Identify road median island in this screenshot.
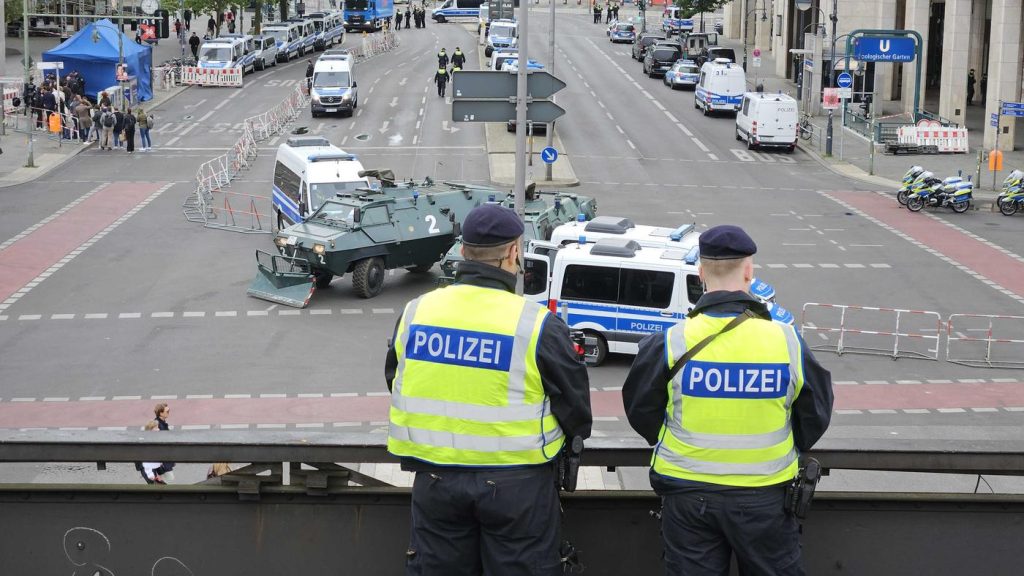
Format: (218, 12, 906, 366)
(475, 49, 579, 187)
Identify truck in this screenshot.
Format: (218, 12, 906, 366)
(344, 0, 395, 32)
(248, 171, 496, 306)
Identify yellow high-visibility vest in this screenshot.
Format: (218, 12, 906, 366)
(388, 284, 565, 466)
(651, 313, 804, 486)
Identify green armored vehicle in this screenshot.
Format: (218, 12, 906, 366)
(439, 186, 597, 278)
(248, 172, 494, 307)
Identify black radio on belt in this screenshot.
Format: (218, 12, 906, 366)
(558, 436, 585, 493)
(785, 458, 822, 519)
(568, 330, 587, 363)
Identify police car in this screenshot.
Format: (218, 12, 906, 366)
(609, 22, 636, 43)
(664, 59, 700, 90)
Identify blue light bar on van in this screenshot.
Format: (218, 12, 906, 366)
(577, 213, 585, 222)
(683, 246, 700, 265)
(669, 223, 695, 241)
(308, 153, 357, 162)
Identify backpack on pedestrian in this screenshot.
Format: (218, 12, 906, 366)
(147, 114, 155, 129)
(124, 113, 136, 131)
(101, 111, 115, 128)
(92, 108, 102, 125)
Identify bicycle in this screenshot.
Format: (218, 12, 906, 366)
(798, 115, 814, 141)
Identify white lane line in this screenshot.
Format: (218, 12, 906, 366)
(615, 125, 624, 134)
(675, 123, 693, 136)
(118, 313, 141, 319)
(690, 137, 710, 152)
(652, 101, 665, 111)
(707, 153, 718, 161)
(627, 140, 636, 150)
(196, 110, 215, 123)
(664, 111, 679, 122)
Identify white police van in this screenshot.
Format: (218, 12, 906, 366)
(433, 0, 486, 23)
(252, 35, 279, 70)
(484, 18, 518, 57)
(695, 58, 746, 116)
(264, 21, 304, 62)
(197, 37, 253, 73)
(309, 11, 345, 50)
(541, 215, 783, 307)
(735, 92, 799, 152)
(288, 17, 318, 55)
(310, 56, 357, 117)
(272, 136, 370, 229)
(215, 33, 259, 74)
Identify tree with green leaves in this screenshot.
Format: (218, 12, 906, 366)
(673, 0, 729, 32)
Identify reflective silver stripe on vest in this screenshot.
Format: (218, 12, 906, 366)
(391, 395, 547, 422)
(666, 420, 792, 450)
(389, 422, 564, 453)
(392, 297, 422, 397)
(657, 445, 797, 476)
(782, 324, 801, 410)
(666, 322, 687, 424)
(507, 300, 544, 405)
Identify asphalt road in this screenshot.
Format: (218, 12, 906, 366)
(1, 11, 1023, 487)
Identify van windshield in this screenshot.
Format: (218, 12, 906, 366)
(309, 181, 367, 207)
(199, 46, 233, 62)
(491, 24, 515, 38)
(266, 29, 288, 43)
(313, 71, 351, 87)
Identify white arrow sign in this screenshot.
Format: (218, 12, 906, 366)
(399, 77, 407, 86)
(441, 120, 461, 133)
(378, 120, 390, 133)
(389, 97, 398, 108)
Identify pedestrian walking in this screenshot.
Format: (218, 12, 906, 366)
(112, 107, 125, 148)
(207, 16, 216, 37)
(184, 8, 192, 30)
(622, 225, 834, 576)
(136, 106, 153, 151)
(434, 65, 450, 97)
(99, 106, 115, 149)
(405, 6, 411, 29)
(437, 47, 449, 68)
(305, 59, 315, 91)
(606, 4, 612, 23)
(74, 97, 92, 143)
(90, 106, 102, 142)
(138, 421, 168, 484)
(154, 403, 176, 478)
(189, 32, 201, 60)
(981, 72, 988, 102)
(385, 203, 592, 576)
(123, 107, 136, 154)
(174, 18, 182, 37)
(451, 46, 466, 69)
(967, 69, 976, 105)
(613, 3, 619, 20)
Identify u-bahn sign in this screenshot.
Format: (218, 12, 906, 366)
(853, 36, 916, 62)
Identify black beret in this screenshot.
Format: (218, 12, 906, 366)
(699, 225, 757, 260)
(462, 204, 525, 247)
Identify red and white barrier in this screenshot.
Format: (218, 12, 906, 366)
(897, 120, 969, 153)
(181, 67, 243, 88)
(946, 314, 1024, 369)
(800, 303, 942, 360)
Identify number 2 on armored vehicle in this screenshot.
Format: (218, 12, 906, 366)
(248, 172, 487, 307)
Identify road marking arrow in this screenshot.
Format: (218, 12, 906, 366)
(399, 77, 408, 86)
(378, 120, 390, 134)
(441, 120, 460, 133)
(390, 97, 398, 108)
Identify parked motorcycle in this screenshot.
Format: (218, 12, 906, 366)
(907, 172, 973, 213)
(896, 165, 926, 205)
(998, 182, 1024, 216)
(900, 170, 942, 207)
(996, 169, 1023, 207)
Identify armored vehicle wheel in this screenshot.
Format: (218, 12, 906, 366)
(314, 271, 333, 289)
(999, 199, 1018, 216)
(353, 257, 385, 298)
(407, 263, 433, 273)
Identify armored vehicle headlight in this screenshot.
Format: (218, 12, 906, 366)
(313, 243, 326, 254)
(274, 236, 288, 247)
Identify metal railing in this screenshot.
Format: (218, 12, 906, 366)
(800, 303, 943, 361)
(350, 30, 400, 61)
(946, 313, 1024, 369)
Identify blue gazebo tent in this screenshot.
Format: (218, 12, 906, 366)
(42, 19, 153, 102)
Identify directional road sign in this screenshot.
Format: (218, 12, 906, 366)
(991, 113, 999, 127)
(453, 100, 566, 123)
(541, 147, 558, 164)
(838, 87, 852, 99)
(837, 72, 853, 88)
(453, 71, 566, 100)
(1002, 101, 1024, 110)
(853, 36, 916, 62)
(1002, 109, 1024, 118)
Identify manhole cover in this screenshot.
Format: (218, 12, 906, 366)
(355, 133, 370, 141)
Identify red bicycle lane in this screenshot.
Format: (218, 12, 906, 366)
(1, 384, 1022, 429)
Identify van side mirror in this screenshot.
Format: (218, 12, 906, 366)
(352, 81, 357, 88)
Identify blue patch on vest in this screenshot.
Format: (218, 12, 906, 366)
(407, 325, 514, 371)
(681, 361, 789, 399)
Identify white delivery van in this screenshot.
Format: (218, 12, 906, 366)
(735, 92, 799, 152)
(197, 37, 249, 72)
(252, 35, 279, 70)
(310, 57, 357, 117)
(695, 58, 746, 116)
(485, 18, 518, 57)
(272, 136, 370, 229)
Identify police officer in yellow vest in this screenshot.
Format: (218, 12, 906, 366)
(622, 225, 833, 576)
(385, 203, 592, 576)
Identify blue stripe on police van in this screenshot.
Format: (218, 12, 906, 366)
(406, 325, 514, 371)
(272, 186, 301, 223)
(681, 361, 790, 399)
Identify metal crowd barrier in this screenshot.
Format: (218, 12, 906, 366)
(800, 303, 943, 361)
(183, 84, 307, 233)
(350, 30, 400, 61)
(946, 313, 1024, 369)
(1, 431, 1024, 574)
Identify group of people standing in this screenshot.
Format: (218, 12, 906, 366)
(433, 47, 467, 97)
(388, 3, 429, 30)
(593, 2, 620, 24)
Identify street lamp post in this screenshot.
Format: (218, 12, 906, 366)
(741, 0, 768, 73)
(825, 0, 837, 156)
(22, 0, 34, 167)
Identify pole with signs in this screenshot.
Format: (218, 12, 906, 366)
(513, 0, 529, 294)
(545, 0, 555, 181)
(22, 0, 34, 167)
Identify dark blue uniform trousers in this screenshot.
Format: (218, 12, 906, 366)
(661, 485, 803, 576)
(406, 464, 562, 576)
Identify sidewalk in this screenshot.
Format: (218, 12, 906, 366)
(0, 32, 191, 188)
(717, 35, 1020, 208)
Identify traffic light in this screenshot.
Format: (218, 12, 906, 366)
(637, 0, 645, 10)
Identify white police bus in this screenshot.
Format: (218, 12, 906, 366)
(264, 21, 304, 62)
(272, 136, 370, 229)
(433, 0, 486, 22)
(197, 37, 252, 73)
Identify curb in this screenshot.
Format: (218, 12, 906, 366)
(796, 139, 1000, 211)
(0, 85, 190, 190)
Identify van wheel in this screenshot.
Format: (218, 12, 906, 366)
(735, 128, 743, 141)
(584, 331, 608, 367)
(746, 138, 756, 150)
(352, 257, 386, 298)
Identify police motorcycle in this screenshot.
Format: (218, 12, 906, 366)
(896, 165, 926, 206)
(997, 180, 1024, 216)
(906, 171, 974, 213)
(900, 170, 942, 208)
(996, 169, 1023, 208)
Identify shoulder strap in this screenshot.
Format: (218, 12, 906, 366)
(667, 309, 757, 382)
